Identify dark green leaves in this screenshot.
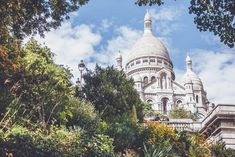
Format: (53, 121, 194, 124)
(189, 0, 235, 48)
(0, 0, 90, 44)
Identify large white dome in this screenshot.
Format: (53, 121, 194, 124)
(127, 33, 170, 62)
(126, 11, 171, 64)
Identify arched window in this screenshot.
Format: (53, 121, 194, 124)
(151, 76, 156, 82)
(196, 95, 199, 103)
(143, 76, 148, 85)
(176, 100, 182, 108)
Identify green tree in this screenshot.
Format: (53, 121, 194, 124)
(169, 107, 191, 119)
(130, 105, 138, 123)
(210, 143, 235, 157)
(0, 0, 90, 44)
(135, 0, 235, 48)
(12, 39, 73, 129)
(78, 65, 144, 121)
(62, 97, 100, 135)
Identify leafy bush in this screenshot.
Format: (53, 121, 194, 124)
(0, 125, 82, 157)
(81, 134, 114, 157)
(169, 107, 191, 119)
(143, 142, 172, 157)
(143, 121, 176, 145)
(106, 115, 143, 152)
(61, 97, 100, 135)
(210, 143, 235, 157)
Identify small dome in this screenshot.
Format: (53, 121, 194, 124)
(186, 55, 191, 62)
(144, 10, 151, 21)
(182, 70, 202, 86)
(116, 51, 122, 59)
(127, 33, 171, 62)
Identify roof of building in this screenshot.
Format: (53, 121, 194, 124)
(126, 11, 171, 63)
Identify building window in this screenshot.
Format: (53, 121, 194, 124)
(143, 59, 148, 63)
(150, 59, 155, 62)
(176, 100, 182, 107)
(143, 76, 148, 85)
(196, 95, 199, 103)
(136, 60, 141, 64)
(151, 76, 156, 82)
(131, 62, 134, 66)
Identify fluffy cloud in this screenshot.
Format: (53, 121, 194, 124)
(28, 18, 141, 82)
(93, 26, 142, 67)
(32, 21, 102, 82)
(191, 49, 235, 104)
(149, 7, 183, 36)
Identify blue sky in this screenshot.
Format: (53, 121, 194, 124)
(33, 0, 235, 104)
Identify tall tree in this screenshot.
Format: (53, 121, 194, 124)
(0, 0, 89, 44)
(135, 0, 235, 48)
(77, 65, 144, 121)
(13, 39, 73, 128)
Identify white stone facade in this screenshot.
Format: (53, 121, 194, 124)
(114, 11, 235, 149)
(116, 11, 208, 118)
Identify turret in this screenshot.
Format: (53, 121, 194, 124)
(116, 51, 122, 70)
(144, 10, 152, 34)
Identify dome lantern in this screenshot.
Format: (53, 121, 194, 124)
(186, 55, 192, 71)
(144, 10, 152, 34)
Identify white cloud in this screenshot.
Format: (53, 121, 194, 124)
(191, 49, 235, 104)
(94, 26, 142, 67)
(33, 21, 102, 82)
(27, 19, 141, 82)
(99, 19, 113, 32)
(200, 33, 221, 46)
(149, 7, 183, 36)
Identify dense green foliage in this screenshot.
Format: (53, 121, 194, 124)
(77, 66, 144, 121)
(0, 125, 82, 157)
(135, 0, 235, 48)
(169, 107, 191, 119)
(211, 143, 235, 157)
(0, 0, 90, 44)
(0, 1, 234, 156)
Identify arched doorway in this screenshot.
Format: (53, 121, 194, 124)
(161, 97, 169, 115)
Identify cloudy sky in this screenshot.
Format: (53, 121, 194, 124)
(31, 0, 235, 104)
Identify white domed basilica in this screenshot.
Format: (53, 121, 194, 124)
(116, 11, 208, 119)
(114, 11, 235, 148)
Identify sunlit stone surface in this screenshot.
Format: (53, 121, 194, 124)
(116, 11, 235, 148)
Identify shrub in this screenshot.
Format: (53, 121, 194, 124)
(0, 125, 82, 157)
(143, 121, 176, 145)
(60, 97, 100, 135)
(106, 115, 143, 152)
(210, 143, 235, 157)
(81, 134, 114, 157)
(169, 107, 191, 119)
